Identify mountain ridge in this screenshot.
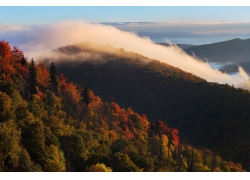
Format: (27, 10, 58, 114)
(184, 38, 250, 63)
(44, 42, 250, 171)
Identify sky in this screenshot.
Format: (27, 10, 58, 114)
(2, 6, 250, 45)
(2, 4, 250, 46)
(1, 6, 250, 25)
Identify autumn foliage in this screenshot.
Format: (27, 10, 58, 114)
(0, 40, 246, 172)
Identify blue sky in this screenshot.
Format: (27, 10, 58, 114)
(1, 6, 250, 24)
(2, 6, 250, 46)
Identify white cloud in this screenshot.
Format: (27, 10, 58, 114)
(1, 20, 250, 90)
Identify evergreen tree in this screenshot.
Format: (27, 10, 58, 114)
(49, 62, 59, 94)
(28, 58, 37, 96)
(20, 55, 28, 67)
(81, 84, 90, 106)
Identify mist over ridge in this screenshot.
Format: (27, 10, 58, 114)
(1, 20, 250, 90)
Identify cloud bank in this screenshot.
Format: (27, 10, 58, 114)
(1, 21, 250, 89)
(106, 21, 250, 35)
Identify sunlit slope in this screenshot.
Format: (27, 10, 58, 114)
(48, 43, 250, 171)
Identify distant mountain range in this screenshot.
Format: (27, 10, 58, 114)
(138, 32, 206, 39)
(159, 38, 250, 74)
(183, 38, 250, 63)
(137, 31, 250, 40)
(158, 43, 196, 49)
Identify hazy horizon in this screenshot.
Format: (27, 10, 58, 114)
(2, 6, 250, 45)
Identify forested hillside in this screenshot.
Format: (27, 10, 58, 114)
(0, 40, 245, 172)
(46, 42, 250, 171)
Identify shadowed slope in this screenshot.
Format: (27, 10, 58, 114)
(44, 43, 250, 171)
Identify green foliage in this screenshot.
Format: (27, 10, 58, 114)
(44, 126, 60, 147)
(85, 163, 112, 172)
(17, 148, 42, 172)
(28, 101, 42, 118)
(112, 152, 142, 172)
(22, 120, 46, 169)
(0, 120, 21, 171)
(0, 80, 14, 96)
(44, 145, 65, 172)
(0, 91, 13, 122)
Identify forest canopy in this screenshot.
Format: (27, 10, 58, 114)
(0, 40, 245, 172)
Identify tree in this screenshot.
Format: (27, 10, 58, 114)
(60, 132, 87, 172)
(17, 148, 42, 172)
(44, 145, 65, 172)
(85, 163, 112, 172)
(112, 152, 142, 172)
(49, 62, 59, 94)
(20, 55, 28, 67)
(0, 40, 12, 75)
(59, 73, 67, 89)
(28, 58, 37, 96)
(81, 84, 91, 106)
(22, 120, 46, 169)
(37, 62, 50, 89)
(0, 91, 13, 122)
(12, 46, 24, 66)
(0, 120, 21, 171)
